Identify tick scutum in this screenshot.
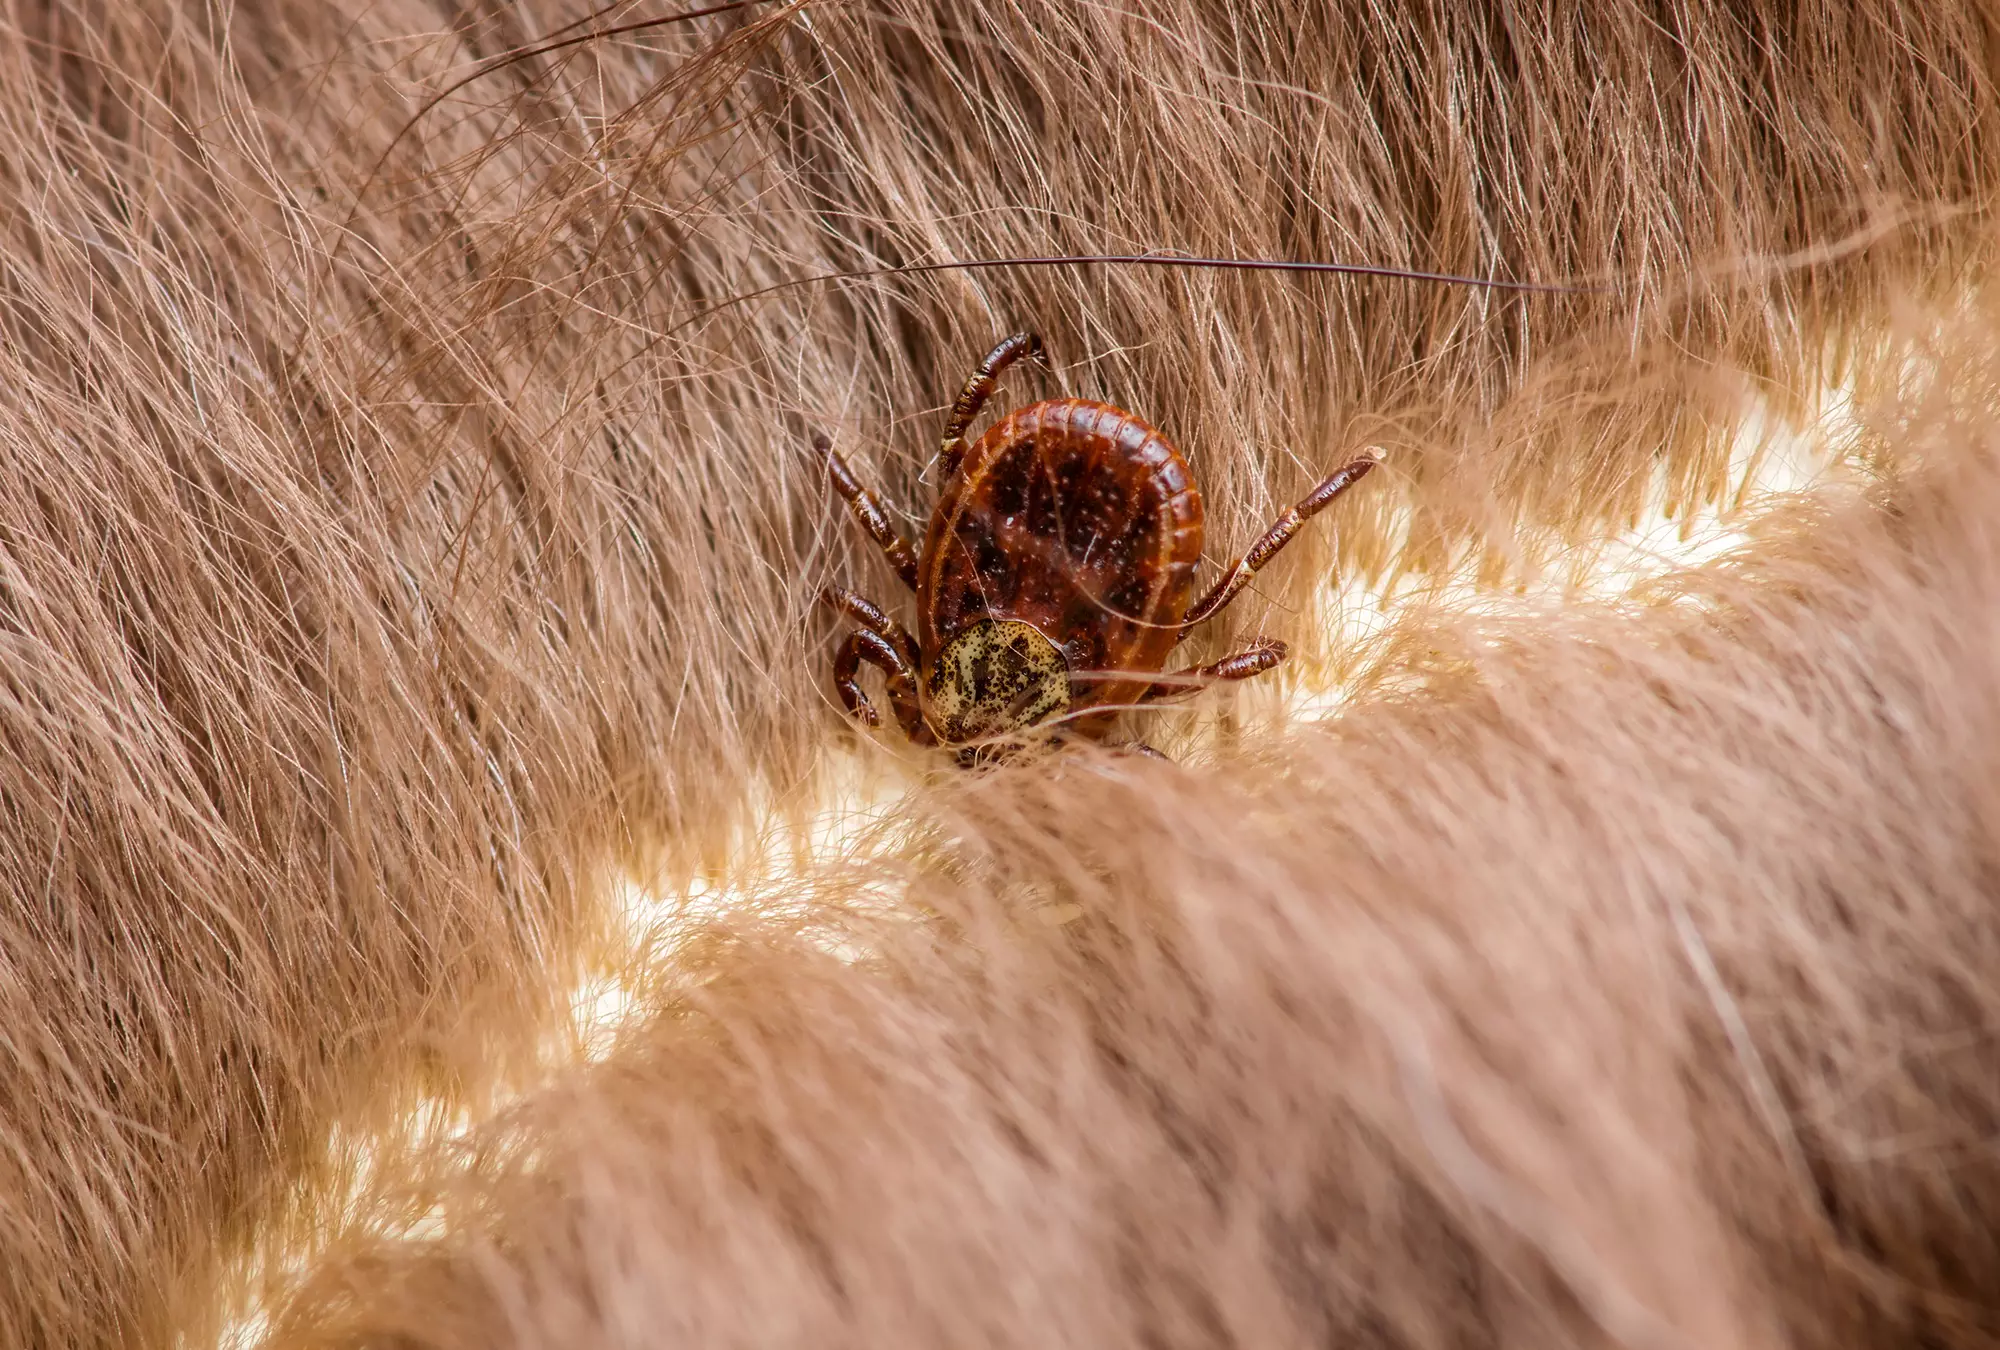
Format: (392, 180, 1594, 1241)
(923, 618, 1072, 744)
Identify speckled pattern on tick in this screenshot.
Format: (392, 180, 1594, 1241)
(817, 332, 1375, 761)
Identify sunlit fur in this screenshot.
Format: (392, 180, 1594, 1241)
(272, 427, 2000, 1350)
(1, 0, 2000, 1347)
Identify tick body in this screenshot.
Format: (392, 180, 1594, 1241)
(818, 332, 1375, 759)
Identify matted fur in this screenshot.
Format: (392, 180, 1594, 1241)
(0, 0, 1998, 1345)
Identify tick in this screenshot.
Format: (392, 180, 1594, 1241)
(816, 331, 1375, 759)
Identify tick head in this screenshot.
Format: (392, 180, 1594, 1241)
(923, 619, 1072, 745)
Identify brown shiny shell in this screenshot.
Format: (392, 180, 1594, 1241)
(917, 398, 1204, 740)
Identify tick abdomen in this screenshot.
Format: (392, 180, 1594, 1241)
(918, 399, 1204, 726)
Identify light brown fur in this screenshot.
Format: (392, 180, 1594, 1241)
(0, 0, 1998, 1346)
(266, 426, 2000, 1350)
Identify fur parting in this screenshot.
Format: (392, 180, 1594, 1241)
(0, 0, 1996, 1345)
(267, 433, 2000, 1350)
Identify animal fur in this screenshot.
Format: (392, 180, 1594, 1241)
(270, 439, 2000, 1350)
(0, 0, 1997, 1345)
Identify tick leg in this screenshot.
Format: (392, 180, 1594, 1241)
(1142, 637, 1288, 702)
(831, 624, 930, 743)
(1181, 456, 1376, 636)
(938, 332, 1046, 480)
(819, 432, 920, 591)
(819, 586, 919, 671)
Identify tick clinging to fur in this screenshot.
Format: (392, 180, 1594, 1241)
(816, 331, 1375, 760)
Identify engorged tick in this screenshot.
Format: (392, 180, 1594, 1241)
(816, 332, 1375, 761)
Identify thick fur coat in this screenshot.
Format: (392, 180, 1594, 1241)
(0, 0, 1997, 1345)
